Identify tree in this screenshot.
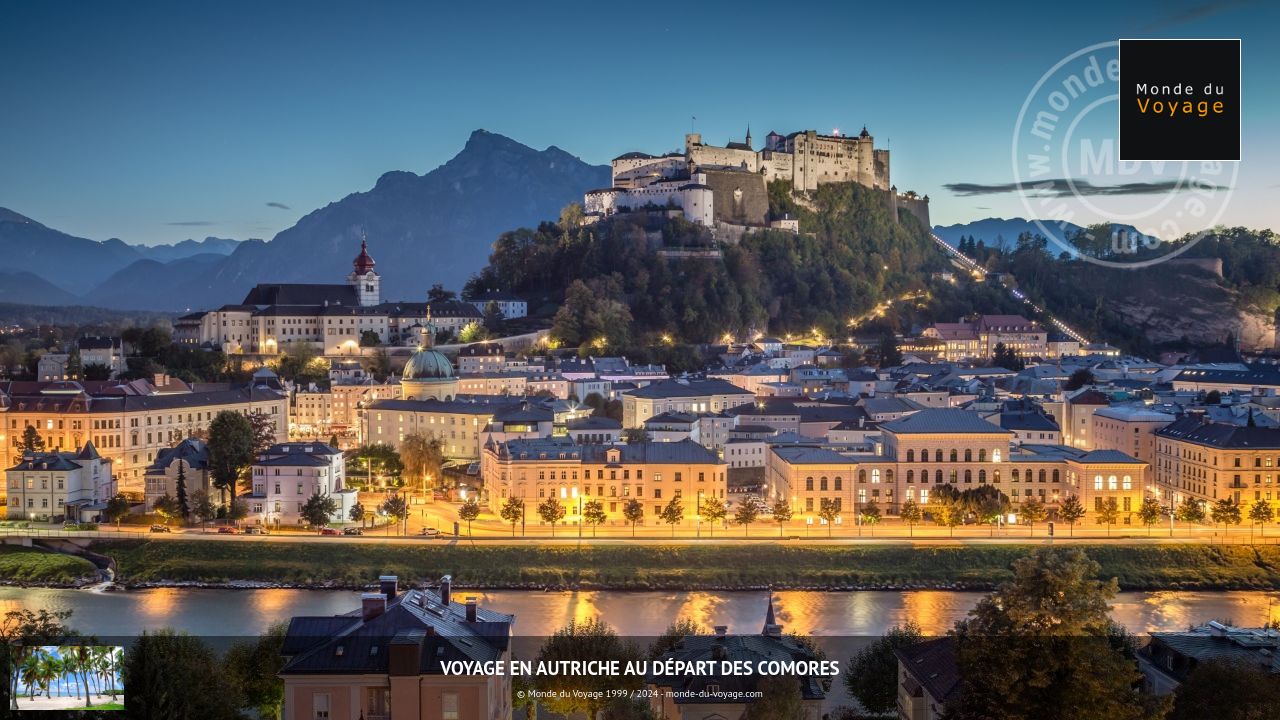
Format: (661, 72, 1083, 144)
(348, 502, 365, 526)
(877, 332, 902, 368)
(623, 499, 644, 537)
(190, 489, 217, 531)
(358, 330, 381, 347)
(380, 493, 409, 535)
(1020, 497, 1047, 537)
(1248, 500, 1274, 539)
(1176, 497, 1206, 534)
(747, 675, 806, 719)
(700, 496, 726, 537)
(1137, 496, 1165, 536)
(1211, 498, 1242, 534)
(124, 630, 243, 720)
(227, 497, 249, 525)
(817, 498, 840, 537)
(735, 497, 761, 537)
(482, 300, 506, 335)
(368, 347, 392, 382)
(1059, 494, 1086, 536)
(247, 410, 277, 453)
(1097, 497, 1121, 536)
(582, 499, 606, 537)
(899, 498, 922, 536)
(622, 428, 650, 444)
(175, 461, 190, 520)
(1065, 368, 1095, 391)
(207, 411, 254, 506)
(427, 283, 456, 303)
(400, 433, 445, 492)
(222, 624, 287, 720)
(152, 493, 180, 525)
(3, 608, 75, 710)
(947, 548, 1157, 720)
(458, 497, 482, 535)
(300, 491, 339, 531)
(65, 345, 83, 380)
(660, 496, 685, 536)
(860, 500, 882, 535)
(534, 618, 643, 719)
(1167, 659, 1280, 720)
(1204, 389, 1223, 405)
(538, 497, 566, 536)
(19, 425, 44, 453)
(770, 497, 793, 537)
(991, 341, 1025, 371)
(82, 363, 112, 381)
(500, 497, 525, 537)
(104, 494, 132, 528)
(844, 622, 924, 716)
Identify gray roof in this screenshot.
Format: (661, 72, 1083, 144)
(280, 587, 512, 675)
(770, 445, 856, 465)
(625, 378, 752, 400)
(146, 438, 209, 473)
(880, 408, 1010, 435)
(242, 283, 359, 307)
(367, 398, 519, 415)
(565, 416, 622, 431)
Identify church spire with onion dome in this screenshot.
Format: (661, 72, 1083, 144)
(347, 229, 381, 306)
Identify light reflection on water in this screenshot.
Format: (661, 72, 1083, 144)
(1, 586, 1278, 639)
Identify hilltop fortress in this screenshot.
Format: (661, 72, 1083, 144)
(584, 127, 929, 237)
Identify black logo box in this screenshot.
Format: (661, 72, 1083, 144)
(1119, 39, 1240, 161)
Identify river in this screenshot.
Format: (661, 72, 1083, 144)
(2, 586, 1277, 639)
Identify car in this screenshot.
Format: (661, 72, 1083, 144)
(319, 527, 340, 536)
(244, 526, 270, 535)
(217, 526, 238, 534)
(149, 524, 171, 533)
(419, 527, 440, 537)
(342, 527, 364, 536)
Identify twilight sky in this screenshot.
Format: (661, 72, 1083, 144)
(1, 0, 1276, 246)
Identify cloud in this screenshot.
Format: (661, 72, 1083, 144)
(266, 201, 290, 210)
(1143, 0, 1256, 31)
(944, 179, 1228, 197)
(165, 220, 216, 226)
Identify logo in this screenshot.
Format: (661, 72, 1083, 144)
(1011, 41, 1237, 269)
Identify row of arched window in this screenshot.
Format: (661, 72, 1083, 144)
(904, 448, 1002, 463)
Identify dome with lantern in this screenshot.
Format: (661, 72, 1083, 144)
(401, 321, 457, 401)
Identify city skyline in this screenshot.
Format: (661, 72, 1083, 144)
(2, 0, 1276, 247)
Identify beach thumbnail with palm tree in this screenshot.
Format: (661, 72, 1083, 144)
(10, 645, 123, 711)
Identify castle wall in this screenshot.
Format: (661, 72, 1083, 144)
(612, 156, 687, 188)
(702, 169, 768, 226)
(896, 193, 932, 229)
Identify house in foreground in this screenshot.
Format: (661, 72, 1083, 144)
(279, 575, 513, 720)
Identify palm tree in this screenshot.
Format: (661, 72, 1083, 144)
(38, 653, 62, 698)
(74, 646, 93, 707)
(20, 652, 42, 701)
(59, 647, 81, 699)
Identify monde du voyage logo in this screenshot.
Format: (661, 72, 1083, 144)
(1120, 39, 1241, 161)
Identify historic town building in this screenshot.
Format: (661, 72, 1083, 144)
(922, 315, 1047, 362)
(5, 442, 113, 521)
(1153, 414, 1280, 510)
(278, 575, 513, 720)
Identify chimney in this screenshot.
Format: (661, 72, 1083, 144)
(466, 597, 477, 622)
(361, 593, 386, 621)
(439, 574, 452, 606)
(379, 575, 398, 601)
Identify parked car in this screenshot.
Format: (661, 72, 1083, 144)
(149, 524, 171, 533)
(319, 527, 340, 536)
(244, 526, 270, 535)
(419, 527, 440, 537)
(217, 526, 238, 534)
(342, 527, 363, 536)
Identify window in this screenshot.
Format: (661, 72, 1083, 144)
(442, 692, 460, 720)
(312, 693, 330, 720)
(1094, 475, 1103, 490)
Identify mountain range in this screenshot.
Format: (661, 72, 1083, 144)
(0, 130, 608, 312)
(932, 217, 1160, 252)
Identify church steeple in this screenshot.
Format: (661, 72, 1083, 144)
(745, 124, 753, 150)
(348, 230, 381, 306)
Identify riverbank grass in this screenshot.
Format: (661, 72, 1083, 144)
(84, 540, 1280, 591)
(0, 545, 99, 584)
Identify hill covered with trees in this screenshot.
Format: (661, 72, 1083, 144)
(466, 182, 950, 354)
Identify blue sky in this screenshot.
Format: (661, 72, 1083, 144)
(1, 0, 1276, 246)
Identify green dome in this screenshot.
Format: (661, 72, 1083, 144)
(403, 347, 454, 380)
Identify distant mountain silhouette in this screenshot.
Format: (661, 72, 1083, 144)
(0, 208, 242, 294)
(0, 271, 79, 305)
(75, 129, 609, 310)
